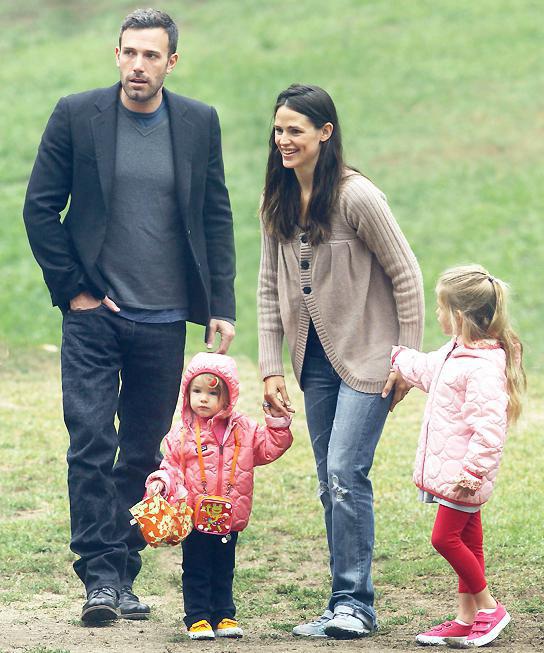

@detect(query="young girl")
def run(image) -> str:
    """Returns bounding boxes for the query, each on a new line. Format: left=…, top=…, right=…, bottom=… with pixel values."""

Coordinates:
left=145, top=352, right=293, bottom=640
left=391, top=265, right=525, bottom=648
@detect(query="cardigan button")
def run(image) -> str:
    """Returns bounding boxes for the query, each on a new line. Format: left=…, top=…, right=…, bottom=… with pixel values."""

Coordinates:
left=301, top=260, right=310, bottom=270
left=300, top=234, right=308, bottom=244
left=303, top=286, right=312, bottom=294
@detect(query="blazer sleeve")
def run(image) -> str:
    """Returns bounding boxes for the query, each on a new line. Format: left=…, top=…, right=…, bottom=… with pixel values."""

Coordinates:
left=203, top=106, right=236, bottom=321
left=22, top=97, right=91, bottom=306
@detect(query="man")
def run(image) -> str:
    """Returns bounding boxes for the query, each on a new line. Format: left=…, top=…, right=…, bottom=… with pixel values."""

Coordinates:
left=23, top=9, right=235, bottom=625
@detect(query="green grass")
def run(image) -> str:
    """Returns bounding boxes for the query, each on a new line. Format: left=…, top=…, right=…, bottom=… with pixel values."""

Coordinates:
left=0, top=3, right=542, bottom=644
left=0, top=0, right=542, bottom=370
left=1, top=353, right=541, bottom=641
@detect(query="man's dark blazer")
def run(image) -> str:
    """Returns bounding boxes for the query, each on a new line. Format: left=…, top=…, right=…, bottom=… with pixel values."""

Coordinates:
left=23, top=83, right=235, bottom=325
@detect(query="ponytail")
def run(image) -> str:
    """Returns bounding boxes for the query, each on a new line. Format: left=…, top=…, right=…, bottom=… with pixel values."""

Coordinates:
left=437, top=265, right=526, bottom=424
left=488, top=279, right=526, bottom=423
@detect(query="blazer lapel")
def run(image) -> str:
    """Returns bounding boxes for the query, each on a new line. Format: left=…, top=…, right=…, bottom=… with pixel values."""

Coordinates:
left=165, top=89, right=193, bottom=225
left=91, top=84, right=119, bottom=215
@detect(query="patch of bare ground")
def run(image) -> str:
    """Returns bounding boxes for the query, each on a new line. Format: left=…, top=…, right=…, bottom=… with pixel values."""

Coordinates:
left=1, top=604, right=541, bottom=653
left=1, top=549, right=541, bottom=653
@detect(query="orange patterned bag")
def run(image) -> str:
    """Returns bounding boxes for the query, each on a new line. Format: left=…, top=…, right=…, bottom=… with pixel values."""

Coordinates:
left=129, top=494, right=193, bottom=547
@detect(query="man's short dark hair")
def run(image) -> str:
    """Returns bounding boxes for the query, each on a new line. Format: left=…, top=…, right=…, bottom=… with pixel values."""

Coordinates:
left=119, top=8, right=178, bottom=56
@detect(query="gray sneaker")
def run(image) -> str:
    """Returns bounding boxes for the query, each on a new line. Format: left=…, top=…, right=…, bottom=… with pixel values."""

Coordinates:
left=292, top=610, right=334, bottom=637
left=323, top=605, right=373, bottom=639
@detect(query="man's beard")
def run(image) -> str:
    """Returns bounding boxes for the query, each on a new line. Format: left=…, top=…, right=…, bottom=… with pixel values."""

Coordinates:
left=121, top=74, right=165, bottom=104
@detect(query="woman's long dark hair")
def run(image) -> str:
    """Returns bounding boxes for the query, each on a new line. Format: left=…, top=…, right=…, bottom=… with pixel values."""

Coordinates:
left=262, top=84, right=345, bottom=245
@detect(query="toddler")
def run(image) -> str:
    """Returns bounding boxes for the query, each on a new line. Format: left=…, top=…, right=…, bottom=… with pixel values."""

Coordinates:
left=146, top=352, right=293, bottom=639
left=391, top=265, right=525, bottom=648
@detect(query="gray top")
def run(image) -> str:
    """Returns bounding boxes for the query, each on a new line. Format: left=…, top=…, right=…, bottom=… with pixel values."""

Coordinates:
left=419, top=489, right=481, bottom=514
left=98, top=101, right=189, bottom=311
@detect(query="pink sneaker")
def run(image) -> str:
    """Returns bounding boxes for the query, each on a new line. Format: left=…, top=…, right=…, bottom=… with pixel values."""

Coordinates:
left=464, top=602, right=511, bottom=647
left=416, top=620, right=473, bottom=645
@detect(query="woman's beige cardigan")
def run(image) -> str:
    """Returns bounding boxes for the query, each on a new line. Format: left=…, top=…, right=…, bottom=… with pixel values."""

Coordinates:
left=257, top=173, right=425, bottom=394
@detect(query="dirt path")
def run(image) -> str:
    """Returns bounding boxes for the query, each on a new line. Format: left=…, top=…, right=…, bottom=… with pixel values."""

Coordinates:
left=1, top=589, right=540, bottom=653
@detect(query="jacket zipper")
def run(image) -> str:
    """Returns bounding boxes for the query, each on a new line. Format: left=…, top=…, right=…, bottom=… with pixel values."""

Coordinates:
left=215, top=422, right=235, bottom=495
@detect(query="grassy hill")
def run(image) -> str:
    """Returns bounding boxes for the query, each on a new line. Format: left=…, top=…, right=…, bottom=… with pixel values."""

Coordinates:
left=0, top=0, right=542, bottom=369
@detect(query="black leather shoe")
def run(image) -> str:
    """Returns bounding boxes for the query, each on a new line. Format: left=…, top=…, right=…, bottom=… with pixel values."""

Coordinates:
left=81, top=586, right=119, bottom=625
left=119, top=586, right=151, bottom=620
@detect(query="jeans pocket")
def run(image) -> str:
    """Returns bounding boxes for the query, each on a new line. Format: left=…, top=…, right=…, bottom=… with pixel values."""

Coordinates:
left=68, top=304, right=105, bottom=315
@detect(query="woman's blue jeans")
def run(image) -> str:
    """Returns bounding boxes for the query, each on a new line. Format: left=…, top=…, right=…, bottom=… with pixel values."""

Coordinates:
left=301, top=325, right=391, bottom=628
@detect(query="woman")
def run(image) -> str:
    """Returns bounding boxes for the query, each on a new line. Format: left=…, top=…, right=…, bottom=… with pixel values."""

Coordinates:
left=258, top=84, right=425, bottom=639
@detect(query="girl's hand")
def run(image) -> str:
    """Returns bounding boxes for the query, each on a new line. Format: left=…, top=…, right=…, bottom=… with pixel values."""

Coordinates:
left=453, top=474, right=481, bottom=497
left=147, top=480, right=165, bottom=497
left=263, top=375, right=295, bottom=418
left=454, top=484, right=477, bottom=497
left=381, top=370, right=412, bottom=412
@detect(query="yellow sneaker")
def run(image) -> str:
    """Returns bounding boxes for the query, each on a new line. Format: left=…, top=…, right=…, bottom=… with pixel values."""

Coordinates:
left=214, top=618, right=243, bottom=638
left=187, top=619, right=215, bottom=639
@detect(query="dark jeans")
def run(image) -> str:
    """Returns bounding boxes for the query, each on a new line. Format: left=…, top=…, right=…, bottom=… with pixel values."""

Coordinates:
left=61, top=305, right=185, bottom=593
left=181, top=530, right=238, bottom=628
left=301, top=323, right=391, bottom=628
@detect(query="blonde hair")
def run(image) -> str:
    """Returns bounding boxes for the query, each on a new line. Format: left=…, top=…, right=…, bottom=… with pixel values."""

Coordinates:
left=436, top=264, right=526, bottom=423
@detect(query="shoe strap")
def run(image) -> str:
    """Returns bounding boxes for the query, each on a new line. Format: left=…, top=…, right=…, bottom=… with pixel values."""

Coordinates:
left=474, top=613, right=495, bottom=624
left=191, top=620, right=212, bottom=631
left=471, top=615, right=494, bottom=633
left=218, top=619, right=237, bottom=627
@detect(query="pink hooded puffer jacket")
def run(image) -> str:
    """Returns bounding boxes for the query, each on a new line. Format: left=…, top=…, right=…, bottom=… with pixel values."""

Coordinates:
left=146, top=352, right=293, bottom=531
left=391, top=338, right=508, bottom=507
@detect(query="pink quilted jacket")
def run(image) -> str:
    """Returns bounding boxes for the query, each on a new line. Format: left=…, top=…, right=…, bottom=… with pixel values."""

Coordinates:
left=146, top=352, right=293, bottom=531
left=391, top=338, right=508, bottom=507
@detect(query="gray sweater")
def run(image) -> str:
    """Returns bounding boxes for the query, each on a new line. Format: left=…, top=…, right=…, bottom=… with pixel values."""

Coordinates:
left=98, top=103, right=188, bottom=310
left=257, top=172, right=425, bottom=393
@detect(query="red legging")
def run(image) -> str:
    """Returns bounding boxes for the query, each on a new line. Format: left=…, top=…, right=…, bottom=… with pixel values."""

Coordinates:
left=431, top=504, right=486, bottom=594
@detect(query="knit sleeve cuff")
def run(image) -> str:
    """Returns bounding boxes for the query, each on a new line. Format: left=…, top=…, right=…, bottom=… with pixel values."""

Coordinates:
left=259, top=331, right=285, bottom=379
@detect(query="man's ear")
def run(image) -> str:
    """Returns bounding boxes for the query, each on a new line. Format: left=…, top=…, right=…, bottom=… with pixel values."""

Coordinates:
left=166, top=52, right=179, bottom=74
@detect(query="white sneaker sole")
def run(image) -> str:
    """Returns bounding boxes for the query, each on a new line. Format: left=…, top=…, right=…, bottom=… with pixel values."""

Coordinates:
left=443, top=636, right=469, bottom=648
left=416, top=634, right=447, bottom=645
left=188, top=631, right=215, bottom=640
left=214, top=627, right=243, bottom=638
left=292, top=630, right=328, bottom=638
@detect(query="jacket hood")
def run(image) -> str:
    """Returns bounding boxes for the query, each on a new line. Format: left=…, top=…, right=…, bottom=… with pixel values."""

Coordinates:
left=449, top=338, right=506, bottom=369
left=181, top=352, right=239, bottom=427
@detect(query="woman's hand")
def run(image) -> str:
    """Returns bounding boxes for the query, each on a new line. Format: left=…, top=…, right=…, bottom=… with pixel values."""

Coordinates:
left=381, top=370, right=412, bottom=412
left=263, top=375, right=295, bottom=418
